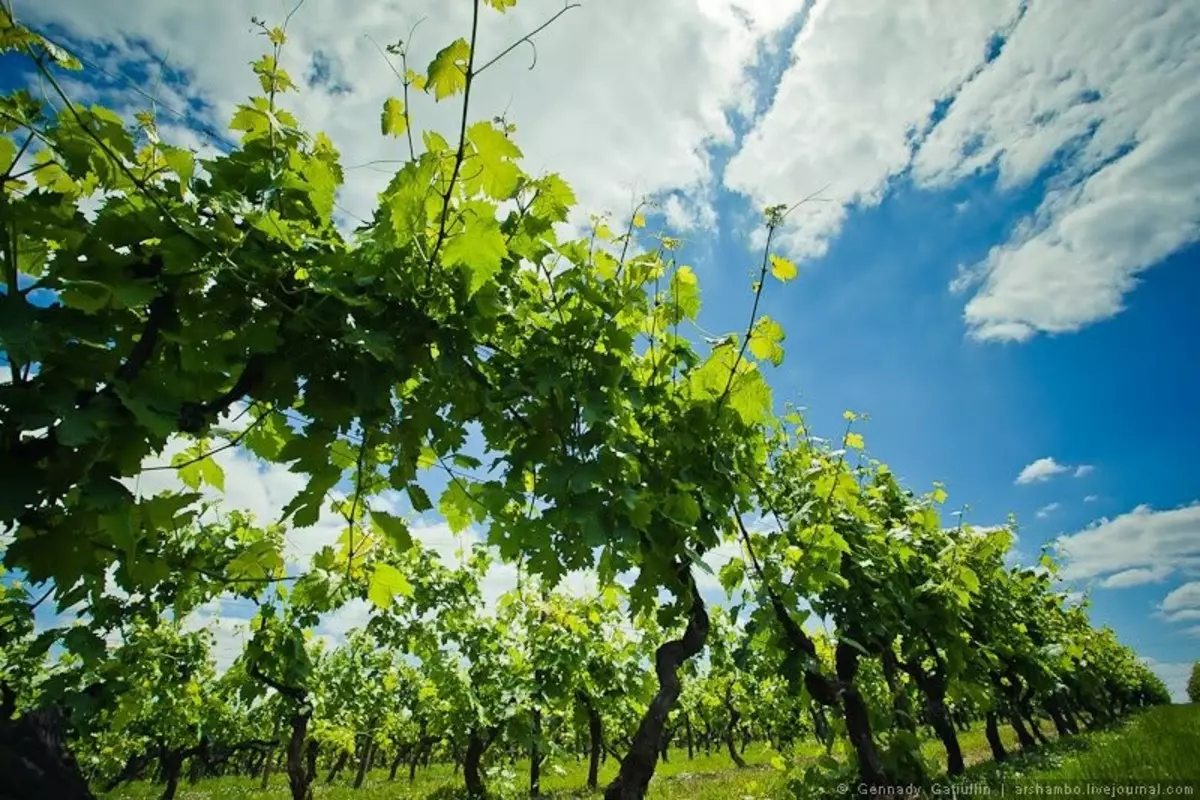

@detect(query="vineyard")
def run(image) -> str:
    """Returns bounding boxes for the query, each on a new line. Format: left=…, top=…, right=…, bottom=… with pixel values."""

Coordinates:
left=0, top=3, right=1178, bottom=800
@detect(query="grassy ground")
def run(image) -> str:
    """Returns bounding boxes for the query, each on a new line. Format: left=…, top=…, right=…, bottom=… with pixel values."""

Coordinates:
left=968, top=703, right=1200, bottom=786
left=102, top=705, right=1200, bottom=799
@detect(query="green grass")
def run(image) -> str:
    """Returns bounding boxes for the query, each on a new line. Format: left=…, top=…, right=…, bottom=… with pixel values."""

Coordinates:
left=968, top=704, right=1200, bottom=786
left=102, top=706, right=1200, bottom=799
left=101, top=743, right=788, bottom=800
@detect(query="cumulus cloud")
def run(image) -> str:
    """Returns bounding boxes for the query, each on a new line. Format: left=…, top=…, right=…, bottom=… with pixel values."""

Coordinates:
left=914, top=0, right=1200, bottom=341
left=1055, top=503, right=1200, bottom=586
left=724, top=0, right=1200, bottom=342
left=1084, top=494, right=1099, bottom=503
left=15, top=0, right=807, bottom=234
left=1015, top=457, right=1071, bottom=485
left=1098, top=565, right=1172, bottom=589
left=127, top=426, right=346, bottom=566
left=1159, top=581, right=1200, bottom=615
left=724, top=0, right=1023, bottom=260
left=1074, top=465, right=1095, bottom=478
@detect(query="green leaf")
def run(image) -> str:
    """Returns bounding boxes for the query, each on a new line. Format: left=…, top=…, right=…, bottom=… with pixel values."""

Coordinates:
left=465, top=121, right=522, bottom=199
left=670, top=266, right=701, bottom=320
left=425, top=39, right=470, bottom=101
left=59, top=283, right=111, bottom=312
left=407, top=485, right=433, bottom=513
left=63, top=627, right=106, bottom=662
left=381, top=97, right=407, bottom=138
left=0, top=135, right=14, bottom=174
left=173, top=446, right=225, bottom=492
left=367, top=562, right=412, bottom=609
left=443, top=210, right=506, bottom=297
left=718, top=558, right=746, bottom=594
left=664, top=492, right=700, bottom=525
left=161, top=145, right=194, bottom=187
left=439, top=481, right=474, bottom=534
left=748, top=315, right=785, bottom=366
left=530, top=174, right=576, bottom=223
left=371, top=509, right=413, bottom=552
left=769, top=254, right=797, bottom=282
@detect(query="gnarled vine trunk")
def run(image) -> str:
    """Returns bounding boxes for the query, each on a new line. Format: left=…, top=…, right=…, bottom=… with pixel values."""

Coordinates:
left=261, top=717, right=281, bottom=790
left=984, top=711, right=1007, bottom=763
left=325, top=750, right=348, bottom=784
left=464, top=725, right=501, bottom=799
left=724, top=687, right=746, bottom=768
left=925, top=694, right=964, bottom=776
left=159, top=749, right=185, bottom=800
left=286, top=709, right=315, bottom=800
left=0, top=701, right=94, bottom=800
left=835, top=641, right=887, bottom=788
left=352, top=737, right=374, bottom=789
left=603, top=581, right=708, bottom=800
left=530, top=705, right=542, bottom=797
left=578, top=691, right=604, bottom=788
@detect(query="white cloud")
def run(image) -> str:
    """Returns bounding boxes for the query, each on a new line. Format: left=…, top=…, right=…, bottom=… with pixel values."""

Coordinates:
left=127, top=428, right=345, bottom=566
left=914, top=0, right=1200, bottom=341
left=1159, top=581, right=1200, bottom=614
left=724, top=0, right=1200, bottom=343
left=1055, top=503, right=1200, bottom=585
left=17, top=0, right=807, bottom=235
left=1098, top=565, right=1172, bottom=589
left=1074, top=465, right=1094, bottom=478
left=1141, top=657, right=1191, bottom=703
left=724, top=0, right=1023, bottom=260
left=1036, top=502, right=1060, bottom=519
left=182, top=598, right=252, bottom=672
left=1015, top=456, right=1070, bottom=485
left=1163, top=609, right=1200, bottom=624
left=1084, top=494, right=1099, bottom=503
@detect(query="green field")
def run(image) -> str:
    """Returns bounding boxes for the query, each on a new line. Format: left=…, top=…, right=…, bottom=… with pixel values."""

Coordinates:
left=102, top=704, right=1200, bottom=799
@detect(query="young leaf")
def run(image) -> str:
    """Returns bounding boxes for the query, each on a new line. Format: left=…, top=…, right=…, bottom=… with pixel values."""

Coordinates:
left=367, top=562, right=412, bottom=609
left=425, top=39, right=470, bottom=101
left=381, top=97, right=407, bottom=138
left=748, top=316, right=785, bottom=366
left=769, top=254, right=798, bottom=282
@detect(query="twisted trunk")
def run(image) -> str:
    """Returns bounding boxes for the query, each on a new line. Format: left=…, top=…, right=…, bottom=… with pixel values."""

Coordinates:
left=836, top=641, right=887, bottom=788
left=352, top=737, right=374, bottom=789
left=530, top=706, right=542, bottom=797
left=984, top=711, right=1007, bottom=763
left=464, top=725, right=501, bottom=798
left=326, top=750, right=349, bottom=784
left=0, top=700, right=94, bottom=800
left=724, top=687, right=746, bottom=768
left=261, top=717, right=281, bottom=789
left=577, top=691, right=604, bottom=789
left=287, top=709, right=315, bottom=800
left=604, top=581, right=708, bottom=800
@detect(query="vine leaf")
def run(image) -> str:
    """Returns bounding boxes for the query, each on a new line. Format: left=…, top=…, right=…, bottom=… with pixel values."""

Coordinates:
left=371, top=509, right=413, bottom=552
left=381, top=97, right=407, bottom=138
left=367, top=562, right=413, bottom=609
left=769, top=254, right=798, bottom=282
left=426, top=39, right=471, bottom=101
left=748, top=316, right=785, bottom=366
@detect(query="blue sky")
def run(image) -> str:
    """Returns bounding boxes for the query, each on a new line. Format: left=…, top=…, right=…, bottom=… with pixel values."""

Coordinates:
left=4, top=0, right=1198, bottom=698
